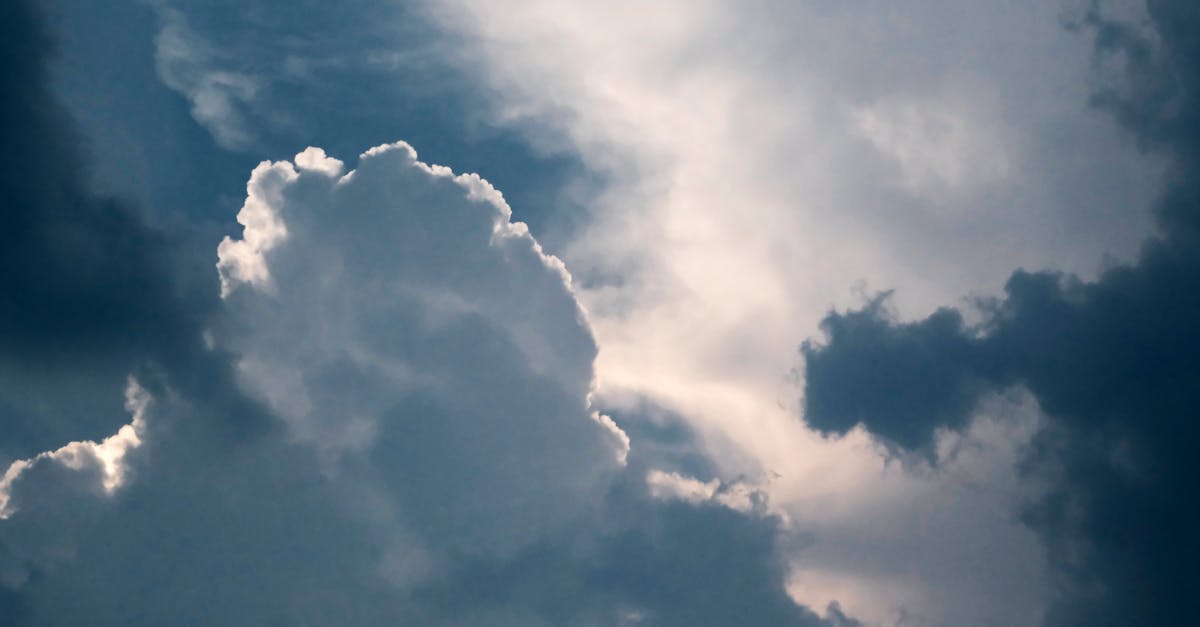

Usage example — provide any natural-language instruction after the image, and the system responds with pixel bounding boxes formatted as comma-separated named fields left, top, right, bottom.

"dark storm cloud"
left=802, top=2, right=1200, bottom=624
left=0, top=0, right=264, bottom=459
left=801, top=298, right=992, bottom=453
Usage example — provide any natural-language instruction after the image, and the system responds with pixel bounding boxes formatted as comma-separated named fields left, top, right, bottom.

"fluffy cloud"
left=0, top=120, right=852, bottom=623
left=215, top=140, right=624, bottom=555
left=5, top=3, right=853, bottom=622
left=0, top=379, right=148, bottom=520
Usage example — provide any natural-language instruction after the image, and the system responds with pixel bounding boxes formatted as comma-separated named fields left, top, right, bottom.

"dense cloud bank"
left=803, top=2, right=1200, bottom=624
left=0, top=3, right=858, bottom=623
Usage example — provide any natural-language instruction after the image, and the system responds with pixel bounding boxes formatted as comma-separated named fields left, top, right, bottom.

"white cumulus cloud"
left=0, top=140, right=838, bottom=625
left=0, top=378, right=148, bottom=519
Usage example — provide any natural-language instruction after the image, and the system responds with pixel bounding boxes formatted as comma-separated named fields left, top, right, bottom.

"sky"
left=0, top=0, right=1194, bottom=625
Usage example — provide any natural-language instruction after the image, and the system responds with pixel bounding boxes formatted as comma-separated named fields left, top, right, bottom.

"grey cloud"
left=1, top=387, right=857, bottom=626
left=0, top=74, right=856, bottom=622
left=413, top=491, right=861, bottom=627
left=5, top=1, right=864, bottom=625
left=802, top=297, right=992, bottom=454
left=801, top=2, right=1200, bottom=623
left=214, top=142, right=619, bottom=557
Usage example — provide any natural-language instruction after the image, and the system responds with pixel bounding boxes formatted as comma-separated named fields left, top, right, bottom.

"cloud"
left=0, top=379, right=148, bottom=519
left=214, top=140, right=622, bottom=554
left=142, top=0, right=456, bottom=154
left=424, top=1, right=1132, bottom=622
left=4, top=2, right=851, bottom=624
left=0, top=127, right=855, bottom=624
left=802, top=2, right=1200, bottom=623
left=149, top=4, right=261, bottom=149
left=851, top=91, right=1012, bottom=194
left=413, top=495, right=862, bottom=627
left=23, top=1, right=1185, bottom=624
left=802, top=298, right=988, bottom=454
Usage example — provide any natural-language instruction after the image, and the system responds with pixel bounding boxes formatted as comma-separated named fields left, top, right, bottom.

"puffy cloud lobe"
left=645, top=470, right=762, bottom=513
left=802, top=2, right=1200, bottom=623
left=0, top=379, right=148, bottom=519
left=214, top=156, right=297, bottom=296
left=216, top=140, right=621, bottom=555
